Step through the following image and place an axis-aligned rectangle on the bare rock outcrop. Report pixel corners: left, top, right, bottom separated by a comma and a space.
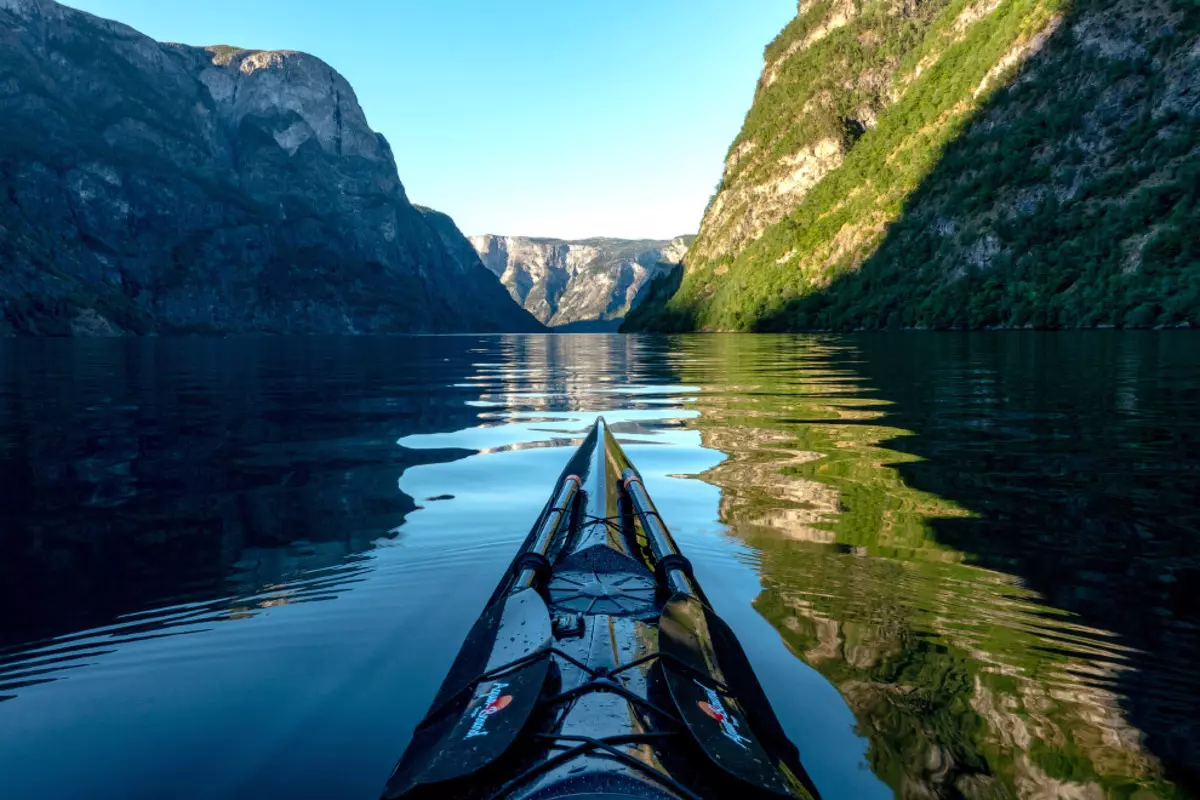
469, 234, 692, 327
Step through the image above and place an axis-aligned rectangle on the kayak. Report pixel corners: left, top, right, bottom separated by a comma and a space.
381, 418, 820, 800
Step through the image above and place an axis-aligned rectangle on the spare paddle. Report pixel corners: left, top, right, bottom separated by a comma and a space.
658, 593, 797, 797
415, 587, 552, 782
623, 469, 811, 798
384, 475, 580, 798
383, 588, 552, 797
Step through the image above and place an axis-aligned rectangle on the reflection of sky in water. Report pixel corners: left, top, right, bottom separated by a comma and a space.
398, 409, 701, 452
0, 335, 882, 800
1, 332, 1197, 798
394, 417, 880, 797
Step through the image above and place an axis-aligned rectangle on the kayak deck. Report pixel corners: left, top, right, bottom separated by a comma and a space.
382, 418, 818, 800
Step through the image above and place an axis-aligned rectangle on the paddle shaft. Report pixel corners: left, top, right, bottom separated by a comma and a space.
514, 474, 580, 590
622, 470, 695, 597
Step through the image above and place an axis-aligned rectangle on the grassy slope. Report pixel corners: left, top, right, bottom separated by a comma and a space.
689, 0, 958, 263
626, 0, 1199, 332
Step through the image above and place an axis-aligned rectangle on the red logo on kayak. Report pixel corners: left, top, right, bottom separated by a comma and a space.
698, 700, 726, 722
487, 695, 513, 714
464, 682, 512, 739
694, 680, 750, 748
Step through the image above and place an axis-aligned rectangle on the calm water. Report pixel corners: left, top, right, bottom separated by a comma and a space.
1, 333, 1197, 799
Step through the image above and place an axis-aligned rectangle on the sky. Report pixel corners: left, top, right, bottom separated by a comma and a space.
62, 0, 796, 240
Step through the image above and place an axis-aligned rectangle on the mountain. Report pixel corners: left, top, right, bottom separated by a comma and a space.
412, 207, 545, 331
0, 0, 542, 335
624, 0, 1199, 332
469, 235, 692, 328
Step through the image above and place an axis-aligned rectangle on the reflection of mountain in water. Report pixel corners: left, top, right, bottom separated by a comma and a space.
4, 332, 1195, 799
0, 337, 494, 645
466, 334, 684, 418
676, 334, 1194, 798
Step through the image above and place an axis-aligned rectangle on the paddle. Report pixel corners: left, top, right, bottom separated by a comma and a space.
383, 475, 580, 798
624, 469, 813, 798
415, 587, 552, 782
382, 588, 552, 797
658, 593, 798, 797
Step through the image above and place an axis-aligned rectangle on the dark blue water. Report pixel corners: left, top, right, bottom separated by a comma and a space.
1, 333, 1197, 798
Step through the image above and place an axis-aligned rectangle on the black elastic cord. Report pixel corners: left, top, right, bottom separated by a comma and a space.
410, 601, 738, 797
414, 644, 616, 731
546, 646, 597, 677
607, 649, 731, 694
484, 732, 702, 800
413, 648, 551, 731
552, 645, 729, 696
632, 506, 667, 525
416, 641, 732, 734
541, 677, 682, 726
579, 513, 626, 534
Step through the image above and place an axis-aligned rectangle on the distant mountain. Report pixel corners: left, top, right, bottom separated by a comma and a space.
626, 0, 1199, 332
0, 0, 542, 335
469, 235, 693, 327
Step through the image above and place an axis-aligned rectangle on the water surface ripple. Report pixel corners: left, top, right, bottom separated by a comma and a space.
0, 333, 1196, 799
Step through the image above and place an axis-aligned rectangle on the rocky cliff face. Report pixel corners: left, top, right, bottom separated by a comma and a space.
0, 0, 541, 334
626, 0, 1199, 332
469, 235, 691, 327
413, 207, 546, 331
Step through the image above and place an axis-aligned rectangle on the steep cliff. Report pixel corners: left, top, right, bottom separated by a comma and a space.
469, 234, 691, 327
625, 0, 1199, 332
414, 207, 545, 332
0, 0, 541, 334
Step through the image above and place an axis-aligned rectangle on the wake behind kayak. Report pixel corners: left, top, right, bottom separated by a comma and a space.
381, 418, 820, 800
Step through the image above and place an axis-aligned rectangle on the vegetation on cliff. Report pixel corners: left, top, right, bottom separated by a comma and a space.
625, 0, 1199, 332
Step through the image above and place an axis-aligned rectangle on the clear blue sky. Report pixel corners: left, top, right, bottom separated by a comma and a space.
63, 0, 795, 240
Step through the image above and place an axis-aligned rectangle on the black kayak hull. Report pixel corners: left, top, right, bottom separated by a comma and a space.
382, 419, 819, 800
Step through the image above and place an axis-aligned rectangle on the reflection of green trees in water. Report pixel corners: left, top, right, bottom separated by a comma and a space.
673, 334, 1179, 798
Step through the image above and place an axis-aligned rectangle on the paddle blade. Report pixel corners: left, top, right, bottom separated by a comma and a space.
418, 655, 551, 783
382, 588, 552, 797
484, 587, 553, 670
659, 594, 796, 797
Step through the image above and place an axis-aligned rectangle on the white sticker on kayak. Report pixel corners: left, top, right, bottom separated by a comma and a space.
464, 681, 512, 739
695, 680, 750, 749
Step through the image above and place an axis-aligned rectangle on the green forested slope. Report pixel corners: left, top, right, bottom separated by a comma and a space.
625, 0, 1199, 332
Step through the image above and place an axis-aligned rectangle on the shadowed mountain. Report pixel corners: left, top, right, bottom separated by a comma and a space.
0, 0, 541, 334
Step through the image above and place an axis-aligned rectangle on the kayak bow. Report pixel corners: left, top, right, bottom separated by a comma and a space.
382, 418, 820, 800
